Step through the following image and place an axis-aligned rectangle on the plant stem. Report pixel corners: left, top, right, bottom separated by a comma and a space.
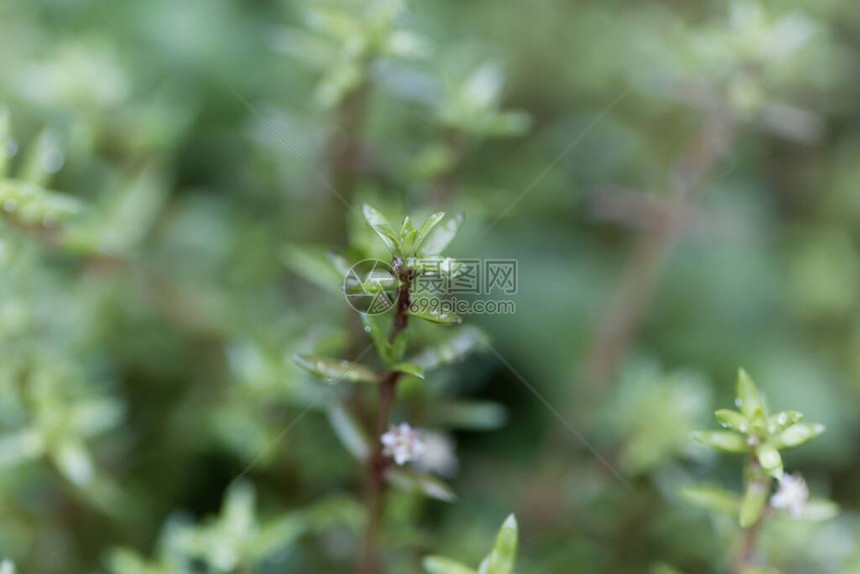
519, 99, 735, 527
357, 265, 413, 574
735, 511, 767, 574
734, 457, 771, 573
330, 84, 369, 201
581, 105, 734, 395
328, 83, 370, 243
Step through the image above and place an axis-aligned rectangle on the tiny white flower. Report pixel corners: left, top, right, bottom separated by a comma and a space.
413, 432, 458, 477
381, 423, 425, 466
770, 472, 809, 518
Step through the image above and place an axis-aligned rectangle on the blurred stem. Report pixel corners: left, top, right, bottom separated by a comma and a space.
521, 98, 735, 526
735, 457, 771, 573
357, 264, 413, 574
581, 103, 734, 395
735, 505, 768, 573
329, 84, 370, 241
5, 218, 63, 248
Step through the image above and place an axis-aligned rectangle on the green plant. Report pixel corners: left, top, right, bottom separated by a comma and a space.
293, 204, 506, 573
6, 0, 860, 571
423, 514, 518, 574
684, 369, 837, 573
0, 108, 82, 231
106, 484, 361, 573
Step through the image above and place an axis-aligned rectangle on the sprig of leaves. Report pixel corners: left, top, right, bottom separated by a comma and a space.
0, 109, 83, 228
437, 63, 531, 139
105, 484, 361, 574
278, 0, 431, 108
690, 368, 824, 479
685, 368, 835, 532
293, 205, 477, 505
361, 205, 462, 259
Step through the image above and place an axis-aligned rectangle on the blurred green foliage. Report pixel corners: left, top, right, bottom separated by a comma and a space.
2, 0, 860, 572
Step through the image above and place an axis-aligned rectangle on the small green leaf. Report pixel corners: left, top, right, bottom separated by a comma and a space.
410, 329, 485, 371
282, 245, 349, 294
362, 314, 408, 365
105, 549, 153, 574
315, 61, 362, 109
714, 409, 749, 433
400, 216, 417, 253
301, 494, 363, 532
418, 212, 463, 256
392, 362, 425, 380
0, 179, 83, 225
386, 468, 456, 502
689, 430, 749, 454
680, 485, 739, 515
402, 228, 418, 256
387, 332, 409, 365
414, 211, 446, 253
736, 368, 765, 420
293, 354, 380, 384
0, 429, 46, 467
384, 30, 432, 59
425, 401, 507, 430
400, 215, 415, 237
479, 514, 518, 574
408, 256, 464, 284
775, 423, 825, 449
20, 129, 63, 187
327, 251, 352, 276
362, 204, 399, 253
223, 481, 256, 529
250, 514, 308, 561
423, 556, 476, 574
755, 442, 783, 477
767, 410, 803, 433
487, 110, 532, 137
327, 403, 370, 460
342, 269, 398, 294
408, 305, 463, 325
739, 480, 770, 528
53, 440, 95, 486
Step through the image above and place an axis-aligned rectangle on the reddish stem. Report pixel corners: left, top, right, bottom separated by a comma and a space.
734, 458, 771, 573
356, 266, 413, 574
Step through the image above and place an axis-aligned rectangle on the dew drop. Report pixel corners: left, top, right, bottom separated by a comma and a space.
363, 326, 371, 333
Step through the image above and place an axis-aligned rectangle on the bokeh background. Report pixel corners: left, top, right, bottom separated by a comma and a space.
1, 0, 860, 572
